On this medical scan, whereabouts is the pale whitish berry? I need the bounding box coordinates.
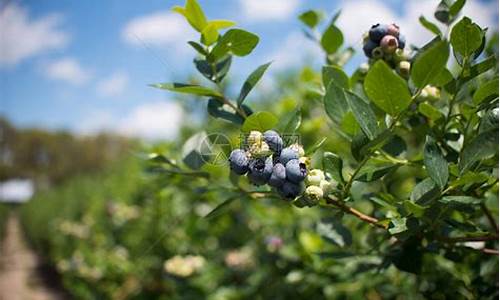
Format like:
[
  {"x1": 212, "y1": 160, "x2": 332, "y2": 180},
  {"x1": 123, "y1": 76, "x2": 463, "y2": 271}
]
[
  {"x1": 397, "y1": 61, "x2": 411, "y2": 78},
  {"x1": 319, "y1": 180, "x2": 333, "y2": 194},
  {"x1": 306, "y1": 169, "x2": 325, "y2": 186},
  {"x1": 247, "y1": 131, "x2": 263, "y2": 146},
  {"x1": 248, "y1": 141, "x2": 271, "y2": 157},
  {"x1": 305, "y1": 185, "x2": 324, "y2": 203}
]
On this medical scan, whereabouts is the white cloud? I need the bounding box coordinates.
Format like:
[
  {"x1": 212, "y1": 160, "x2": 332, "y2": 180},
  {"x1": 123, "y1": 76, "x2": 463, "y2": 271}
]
[
  {"x1": 122, "y1": 12, "x2": 194, "y2": 47},
  {"x1": 0, "y1": 3, "x2": 69, "y2": 67},
  {"x1": 239, "y1": 0, "x2": 299, "y2": 22},
  {"x1": 97, "y1": 71, "x2": 129, "y2": 97},
  {"x1": 267, "y1": 31, "x2": 322, "y2": 70},
  {"x1": 79, "y1": 101, "x2": 184, "y2": 141},
  {"x1": 44, "y1": 57, "x2": 91, "y2": 85},
  {"x1": 337, "y1": 0, "x2": 498, "y2": 51}
]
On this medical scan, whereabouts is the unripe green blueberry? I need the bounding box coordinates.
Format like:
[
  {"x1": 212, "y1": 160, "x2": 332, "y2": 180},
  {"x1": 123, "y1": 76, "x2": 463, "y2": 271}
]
[
  {"x1": 393, "y1": 48, "x2": 410, "y2": 63},
  {"x1": 397, "y1": 61, "x2": 411, "y2": 78},
  {"x1": 306, "y1": 169, "x2": 325, "y2": 186},
  {"x1": 305, "y1": 185, "x2": 324, "y2": 204},
  {"x1": 380, "y1": 35, "x2": 398, "y2": 54},
  {"x1": 423, "y1": 85, "x2": 440, "y2": 101},
  {"x1": 371, "y1": 47, "x2": 384, "y2": 59}
]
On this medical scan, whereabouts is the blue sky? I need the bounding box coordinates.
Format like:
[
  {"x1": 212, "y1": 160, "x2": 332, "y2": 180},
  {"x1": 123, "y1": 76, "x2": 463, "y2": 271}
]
[{"x1": 1, "y1": 0, "x2": 498, "y2": 140}]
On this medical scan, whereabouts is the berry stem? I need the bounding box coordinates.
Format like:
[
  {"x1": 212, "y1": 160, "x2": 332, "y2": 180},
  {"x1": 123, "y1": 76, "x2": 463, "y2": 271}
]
[{"x1": 326, "y1": 195, "x2": 387, "y2": 229}]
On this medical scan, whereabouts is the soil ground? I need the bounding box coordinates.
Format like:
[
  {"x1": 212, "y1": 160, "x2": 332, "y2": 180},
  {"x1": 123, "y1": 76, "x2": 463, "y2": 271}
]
[{"x1": 0, "y1": 213, "x2": 68, "y2": 300}]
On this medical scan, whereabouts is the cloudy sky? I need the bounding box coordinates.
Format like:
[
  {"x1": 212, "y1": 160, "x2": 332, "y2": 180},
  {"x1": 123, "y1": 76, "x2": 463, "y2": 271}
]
[{"x1": 0, "y1": 0, "x2": 498, "y2": 140}]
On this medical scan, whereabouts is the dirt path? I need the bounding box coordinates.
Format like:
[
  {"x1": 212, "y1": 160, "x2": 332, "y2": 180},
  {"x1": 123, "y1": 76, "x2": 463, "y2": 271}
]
[{"x1": 0, "y1": 213, "x2": 68, "y2": 300}]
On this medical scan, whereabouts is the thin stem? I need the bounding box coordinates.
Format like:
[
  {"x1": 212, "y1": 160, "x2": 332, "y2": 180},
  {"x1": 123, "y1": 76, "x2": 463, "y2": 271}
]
[
  {"x1": 481, "y1": 248, "x2": 499, "y2": 255},
  {"x1": 480, "y1": 203, "x2": 499, "y2": 234},
  {"x1": 326, "y1": 195, "x2": 387, "y2": 229},
  {"x1": 437, "y1": 235, "x2": 498, "y2": 243},
  {"x1": 342, "y1": 155, "x2": 370, "y2": 198}
]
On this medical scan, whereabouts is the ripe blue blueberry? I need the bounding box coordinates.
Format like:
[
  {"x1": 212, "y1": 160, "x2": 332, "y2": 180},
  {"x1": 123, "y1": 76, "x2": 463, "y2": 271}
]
[
  {"x1": 279, "y1": 147, "x2": 299, "y2": 165},
  {"x1": 247, "y1": 156, "x2": 273, "y2": 185},
  {"x1": 363, "y1": 39, "x2": 378, "y2": 58},
  {"x1": 228, "y1": 149, "x2": 249, "y2": 175},
  {"x1": 398, "y1": 35, "x2": 406, "y2": 49},
  {"x1": 369, "y1": 23, "x2": 388, "y2": 43},
  {"x1": 263, "y1": 130, "x2": 283, "y2": 153},
  {"x1": 277, "y1": 180, "x2": 303, "y2": 199},
  {"x1": 268, "y1": 163, "x2": 286, "y2": 187},
  {"x1": 285, "y1": 159, "x2": 307, "y2": 183}
]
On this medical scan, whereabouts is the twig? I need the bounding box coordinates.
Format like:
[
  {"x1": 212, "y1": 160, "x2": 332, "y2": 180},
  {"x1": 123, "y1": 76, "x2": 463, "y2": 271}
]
[
  {"x1": 437, "y1": 235, "x2": 499, "y2": 243},
  {"x1": 480, "y1": 203, "x2": 499, "y2": 234},
  {"x1": 481, "y1": 248, "x2": 499, "y2": 255},
  {"x1": 326, "y1": 195, "x2": 387, "y2": 229}
]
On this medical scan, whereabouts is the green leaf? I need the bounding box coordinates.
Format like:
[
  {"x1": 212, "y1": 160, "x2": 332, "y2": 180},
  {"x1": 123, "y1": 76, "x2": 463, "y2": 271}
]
[
  {"x1": 205, "y1": 197, "x2": 238, "y2": 219},
  {"x1": 277, "y1": 107, "x2": 302, "y2": 134},
  {"x1": 237, "y1": 62, "x2": 272, "y2": 105},
  {"x1": 473, "y1": 77, "x2": 499, "y2": 104},
  {"x1": 194, "y1": 55, "x2": 232, "y2": 82},
  {"x1": 419, "y1": 15, "x2": 442, "y2": 36},
  {"x1": 430, "y1": 68, "x2": 454, "y2": 87},
  {"x1": 172, "y1": 0, "x2": 208, "y2": 32},
  {"x1": 423, "y1": 136, "x2": 449, "y2": 189},
  {"x1": 210, "y1": 29, "x2": 259, "y2": 60},
  {"x1": 306, "y1": 137, "x2": 327, "y2": 156},
  {"x1": 150, "y1": 82, "x2": 222, "y2": 97},
  {"x1": 344, "y1": 90, "x2": 379, "y2": 140},
  {"x1": 439, "y1": 196, "x2": 481, "y2": 205},
  {"x1": 411, "y1": 40, "x2": 450, "y2": 89},
  {"x1": 389, "y1": 218, "x2": 408, "y2": 234},
  {"x1": 418, "y1": 102, "x2": 444, "y2": 121},
  {"x1": 317, "y1": 221, "x2": 352, "y2": 247},
  {"x1": 323, "y1": 82, "x2": 349, "y2": 124},
  {"x1": 459, "y1": 127, "x2": 499, "y2": 173},
  {"x1": 411, "y1": 178, "x2": 440, "y2": 204},
  {"x1": 242, "y1": 111, "x2": 278, "y2": 133},
  {"x1": 404, "y1": 200, "x2": 427, "y2": 218},
  {"x1": 187, "y1": 41, "x2": 208, "y2": 55},
  {"x1": 321, "y1": 24, "x2": 343, "y2": 54},
  {"x1": 450, "y1": 17, "x2": 483, "y2": 59},
  {"x1": 449, "y1": 0, "x2": 466, "y2": 17},
  {"x1": 323, "y1": 152, "x2": 344, "y2": 183},
  {"x1": 382, "y1": 135, "x2": 407, "y2": 157},
  {"x1": 201, "y1": 20, "x2": 236, "y2": 46},
  {"x1": 207, "y1": 98, "x2": 244, "y2": 124},
  {"x1": 299, "y1": 10, "x2": 323, "y2": 28},
  {"x1": 322, "y1": 65, "x2": 349, "y2": 89},
  {"x1": 182, "y1": 131, "x2": 212, "y2": 170},
  {"x1": 364, "y1": 60, "x2": 412, "y2": 116},
  {"x1": 355, "y1": 157, "x2": 399, "y2": 182}
]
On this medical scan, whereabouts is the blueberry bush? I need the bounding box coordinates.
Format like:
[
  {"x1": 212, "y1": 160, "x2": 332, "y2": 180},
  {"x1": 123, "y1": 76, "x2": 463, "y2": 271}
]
[{"x1": 21, "y1": 0, "x2": 498, "y2": 299}]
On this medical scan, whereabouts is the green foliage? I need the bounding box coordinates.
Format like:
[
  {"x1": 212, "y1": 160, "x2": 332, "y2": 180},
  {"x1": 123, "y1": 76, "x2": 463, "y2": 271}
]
[
  {"x1": 20, "y1": 0, "x2": 500, "y2": 299},
  {"x1": 364, "y1": 60, "x2": 412, "y2": 116}
]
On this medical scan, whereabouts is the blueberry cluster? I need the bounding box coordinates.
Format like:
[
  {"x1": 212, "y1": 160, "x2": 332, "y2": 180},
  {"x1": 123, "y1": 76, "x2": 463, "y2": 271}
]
[
  {"x1": 362, "y1": 23, "x2": 411, "y2": 78},
  {"x1": 228, "y1": 130, "x2": 309, "y2": 200}
]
